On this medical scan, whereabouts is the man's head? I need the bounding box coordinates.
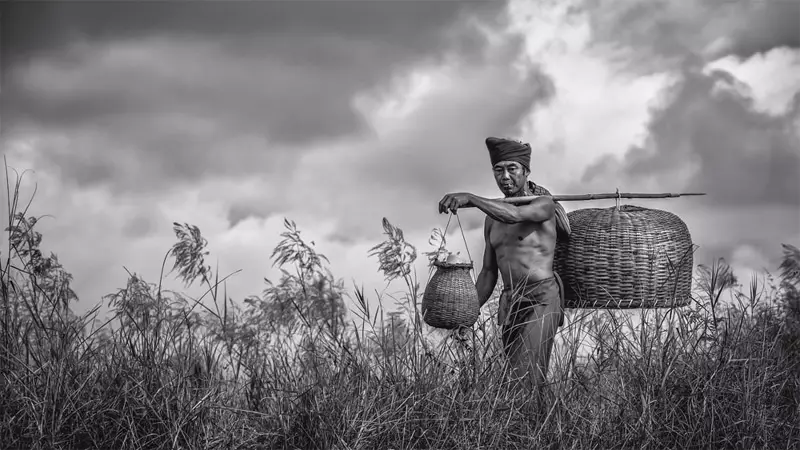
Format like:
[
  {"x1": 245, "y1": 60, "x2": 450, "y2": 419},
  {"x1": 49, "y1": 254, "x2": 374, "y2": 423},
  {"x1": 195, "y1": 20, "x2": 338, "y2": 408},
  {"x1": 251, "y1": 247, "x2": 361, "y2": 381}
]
[{"x1": 485, "y1": 137, "x2": 531, "y2": 197}]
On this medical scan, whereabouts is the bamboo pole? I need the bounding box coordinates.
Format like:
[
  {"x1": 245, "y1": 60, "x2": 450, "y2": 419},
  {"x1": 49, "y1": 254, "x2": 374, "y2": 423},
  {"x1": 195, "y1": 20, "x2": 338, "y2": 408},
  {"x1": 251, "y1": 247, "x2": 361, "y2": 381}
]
[{"x1": 464, "y1": 192, "x2": 706, "y2": 206}]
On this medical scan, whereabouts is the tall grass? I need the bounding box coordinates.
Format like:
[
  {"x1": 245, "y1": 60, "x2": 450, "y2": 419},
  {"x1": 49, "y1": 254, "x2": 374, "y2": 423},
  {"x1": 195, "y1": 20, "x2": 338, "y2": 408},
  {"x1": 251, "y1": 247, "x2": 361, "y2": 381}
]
[{"x1": 1, "y1": 164, "x2": 799, "y2": 449}]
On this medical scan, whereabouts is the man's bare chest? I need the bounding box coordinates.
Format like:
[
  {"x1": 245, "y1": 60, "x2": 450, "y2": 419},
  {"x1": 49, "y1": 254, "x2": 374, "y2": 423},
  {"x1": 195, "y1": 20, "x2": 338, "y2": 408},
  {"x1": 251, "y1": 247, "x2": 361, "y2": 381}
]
[{"x1": 488, "y1": 220, "x2": 542, "y2": 248}]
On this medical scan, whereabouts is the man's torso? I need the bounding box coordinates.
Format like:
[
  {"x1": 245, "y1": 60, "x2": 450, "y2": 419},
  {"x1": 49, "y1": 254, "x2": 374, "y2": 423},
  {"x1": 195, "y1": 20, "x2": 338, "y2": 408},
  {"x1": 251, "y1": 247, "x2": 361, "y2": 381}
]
[{"x1": 487, "y1": 215, "x2": 557, "y2": 289}]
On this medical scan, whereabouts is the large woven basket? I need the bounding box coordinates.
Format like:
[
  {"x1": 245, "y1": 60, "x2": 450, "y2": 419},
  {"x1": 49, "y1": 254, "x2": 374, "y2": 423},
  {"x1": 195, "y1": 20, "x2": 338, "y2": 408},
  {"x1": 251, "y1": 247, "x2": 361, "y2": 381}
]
[
  {"x1": 422, "y1": 261, "x2": 480, "y2": 329},
  {"x1": 553, "y1": 205, "x2": 694, "y2": 309}
]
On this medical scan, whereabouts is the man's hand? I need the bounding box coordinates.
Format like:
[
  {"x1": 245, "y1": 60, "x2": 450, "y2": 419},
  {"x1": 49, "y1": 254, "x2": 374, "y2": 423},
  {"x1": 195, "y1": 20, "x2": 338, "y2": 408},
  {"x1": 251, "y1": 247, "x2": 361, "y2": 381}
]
[{"x1": 439, "y1": 193, "x2": 473, "y2": 214}]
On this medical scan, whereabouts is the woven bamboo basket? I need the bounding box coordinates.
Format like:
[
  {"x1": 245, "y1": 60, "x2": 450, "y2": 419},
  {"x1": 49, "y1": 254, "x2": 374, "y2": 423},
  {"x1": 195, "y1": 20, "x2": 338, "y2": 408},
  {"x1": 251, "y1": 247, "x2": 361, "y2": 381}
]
[
  {"x1": 422, "y1": 260, "x2": 480, "y2": 329},
  {"x1": 553, "y1": 205, "x2": 694, "y2": 309}
]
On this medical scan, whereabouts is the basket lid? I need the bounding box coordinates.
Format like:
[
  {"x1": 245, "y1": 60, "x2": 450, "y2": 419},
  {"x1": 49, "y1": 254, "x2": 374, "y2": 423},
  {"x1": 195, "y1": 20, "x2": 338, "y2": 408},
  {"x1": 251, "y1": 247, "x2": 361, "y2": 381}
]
[{"x1": 433, "y1": 260, "x2": 473, "y2": 269}]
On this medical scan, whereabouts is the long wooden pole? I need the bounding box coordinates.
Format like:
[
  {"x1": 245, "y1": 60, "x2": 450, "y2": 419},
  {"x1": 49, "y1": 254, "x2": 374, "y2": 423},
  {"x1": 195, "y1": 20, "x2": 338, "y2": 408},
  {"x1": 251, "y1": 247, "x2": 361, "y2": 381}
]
[{"x1": 463, "y1": 192, "x2": 706, "y2": 206}]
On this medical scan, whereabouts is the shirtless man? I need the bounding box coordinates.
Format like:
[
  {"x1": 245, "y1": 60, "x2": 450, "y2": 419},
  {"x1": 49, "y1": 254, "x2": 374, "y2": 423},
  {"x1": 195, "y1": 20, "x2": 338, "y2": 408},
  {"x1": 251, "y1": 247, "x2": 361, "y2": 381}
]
[{"x1": 438, "y1": 137, "x2": 570, "y2": 394}]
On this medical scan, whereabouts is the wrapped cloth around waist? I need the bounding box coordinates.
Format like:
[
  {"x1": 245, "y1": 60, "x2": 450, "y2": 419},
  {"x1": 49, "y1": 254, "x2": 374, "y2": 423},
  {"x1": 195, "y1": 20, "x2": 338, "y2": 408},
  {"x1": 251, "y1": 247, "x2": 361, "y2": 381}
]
[
  {"x1": 501, "y1": 273, "x2": 564, "y2": 300},
  {"x1": 500, "y1": 273, "x2": 565, "y2": 328}
]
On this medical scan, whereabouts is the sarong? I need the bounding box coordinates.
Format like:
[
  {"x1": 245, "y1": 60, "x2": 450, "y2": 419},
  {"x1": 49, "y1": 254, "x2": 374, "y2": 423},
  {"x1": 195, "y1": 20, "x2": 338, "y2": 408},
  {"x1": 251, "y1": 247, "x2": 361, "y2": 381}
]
[{"x1": 498, "y1": 273, "x2": 565, "y2": 389}]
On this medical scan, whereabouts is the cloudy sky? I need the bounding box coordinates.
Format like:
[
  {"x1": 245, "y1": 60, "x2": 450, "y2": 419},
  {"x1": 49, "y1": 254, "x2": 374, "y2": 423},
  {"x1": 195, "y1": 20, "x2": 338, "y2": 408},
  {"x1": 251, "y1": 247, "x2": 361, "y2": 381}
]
[{"x1": 2, "y1": 0, "x2": 799, "y2": 317}]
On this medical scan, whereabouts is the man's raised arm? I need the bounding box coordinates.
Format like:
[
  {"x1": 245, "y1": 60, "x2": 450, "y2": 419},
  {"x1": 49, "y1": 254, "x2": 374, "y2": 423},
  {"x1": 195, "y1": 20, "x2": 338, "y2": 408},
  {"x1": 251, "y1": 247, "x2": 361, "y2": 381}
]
[{"x1": 468, "y1": 194, "x2": 555, "y2": 225}]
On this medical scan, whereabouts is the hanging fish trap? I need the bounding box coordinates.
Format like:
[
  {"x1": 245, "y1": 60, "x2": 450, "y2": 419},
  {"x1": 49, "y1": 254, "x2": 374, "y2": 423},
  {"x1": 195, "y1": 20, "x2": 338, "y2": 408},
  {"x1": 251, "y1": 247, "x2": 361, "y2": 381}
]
[{"x1": 421, "y1": 214, "x2": 480, "y2": 330}]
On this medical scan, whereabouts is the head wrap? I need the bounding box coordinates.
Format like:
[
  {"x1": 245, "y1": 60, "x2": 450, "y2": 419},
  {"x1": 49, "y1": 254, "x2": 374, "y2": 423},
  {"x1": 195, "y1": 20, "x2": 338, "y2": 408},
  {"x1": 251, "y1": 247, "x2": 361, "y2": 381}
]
[{"x1": 485, "y1": 137, "x2": 531, "y2": 172}]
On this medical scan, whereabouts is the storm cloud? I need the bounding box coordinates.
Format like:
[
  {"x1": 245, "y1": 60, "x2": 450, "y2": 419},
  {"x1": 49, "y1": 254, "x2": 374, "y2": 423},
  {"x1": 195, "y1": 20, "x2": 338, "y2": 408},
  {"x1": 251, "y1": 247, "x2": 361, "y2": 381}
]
[
  {"x1": 577, "y1": 0, "x2": 800, "y2": 73},
  {"x1": 576, "y1": 65, "x2": 800, "y2": 208},
  {"x1": 1, "y1": 1, "x2": 515, "y2": 193}
]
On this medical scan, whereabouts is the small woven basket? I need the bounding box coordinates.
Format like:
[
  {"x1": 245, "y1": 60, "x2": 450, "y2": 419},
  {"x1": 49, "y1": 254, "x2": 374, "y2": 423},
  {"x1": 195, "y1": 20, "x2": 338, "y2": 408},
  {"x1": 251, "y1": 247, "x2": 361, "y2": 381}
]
[
  {"x1": 422, "y1": 260, "x2": 480, "y2": 329},
  {"x1": 554, "y1": 204, "x2": 694, "y2": 309}
]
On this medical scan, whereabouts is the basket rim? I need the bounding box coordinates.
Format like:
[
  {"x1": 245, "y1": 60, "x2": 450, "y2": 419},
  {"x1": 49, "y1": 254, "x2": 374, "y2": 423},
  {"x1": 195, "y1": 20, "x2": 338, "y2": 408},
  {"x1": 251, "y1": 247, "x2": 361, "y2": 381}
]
[
  {"x1": 433, "y1": 260, "x2": 473, "y2": 269},
  {"x1": 573, "y1": 204, "x2": 673, "y2": 214}
]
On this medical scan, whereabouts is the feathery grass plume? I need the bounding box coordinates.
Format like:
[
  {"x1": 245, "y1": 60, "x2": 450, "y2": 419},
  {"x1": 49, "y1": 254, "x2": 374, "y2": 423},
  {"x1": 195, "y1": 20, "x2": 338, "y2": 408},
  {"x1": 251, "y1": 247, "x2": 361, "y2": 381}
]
[
  {"x1": 696, "y1": 258, "x2": 739, "y2": 333},
  {"x1": 368, "y1": 217, "x2": 418, "y2": 282},
  {"x1": 169, "y1": 222, "x2": 212, "y2": 287},
  {"x1": 368, "y1": 217, "x2": 425, "y2": 334},
  {"x1": 272, "y1": 218, "x2": 329, "y2": 276},
  {"x1": 257, "y1": 218, "x2": 346, "y2": 336},
  {"x1": 780, "y1": 243, "x2": 800, "y2": 286}
]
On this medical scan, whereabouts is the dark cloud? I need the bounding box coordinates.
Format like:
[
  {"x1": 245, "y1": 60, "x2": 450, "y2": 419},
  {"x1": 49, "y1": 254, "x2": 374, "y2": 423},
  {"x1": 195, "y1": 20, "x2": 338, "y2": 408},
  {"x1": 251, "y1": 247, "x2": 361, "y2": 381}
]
[
  {"x1": 576, "y1": 66, "x2": 800, "y2": 208},
  {"x1": 227, "y1": 205, "x2": 257, "y2": 230},
  {"x1": 1, "y1": 1, "x2": 508, "y2": 64},
  {"x1": 226, "y1": 199, "x2": 288, "y2": 230},
  {"x1": 577, "y1": 0, "x2": 800, "y2": 73},
  {"x1": 725, "y1": 1, "x2": 800, "y2": 59},
  {"x1": 0, "y1": 0, "x2": 512, "y2": 193}
]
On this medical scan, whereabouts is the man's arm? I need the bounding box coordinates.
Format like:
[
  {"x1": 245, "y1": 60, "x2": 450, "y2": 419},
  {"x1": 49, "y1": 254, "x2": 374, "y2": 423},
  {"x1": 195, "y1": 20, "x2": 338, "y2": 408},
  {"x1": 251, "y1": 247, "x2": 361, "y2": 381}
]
[
  {"x1": 468, "y1": 194, "x2": 555, "y2": 224},
  {"x1": 476, "y1": 217, "x2": 498, "y2": 308}
]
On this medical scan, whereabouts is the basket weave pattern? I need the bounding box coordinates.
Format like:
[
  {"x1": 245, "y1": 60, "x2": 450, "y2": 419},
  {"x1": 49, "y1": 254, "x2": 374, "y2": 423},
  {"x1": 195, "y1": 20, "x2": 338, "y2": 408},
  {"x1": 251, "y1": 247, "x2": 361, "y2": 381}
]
[
  {"x1": 554, "y1": 205, "x2": 694, "y2": 309},
  {"x1": 422, "y1": 261, "x2": 480, "y2": 329}
]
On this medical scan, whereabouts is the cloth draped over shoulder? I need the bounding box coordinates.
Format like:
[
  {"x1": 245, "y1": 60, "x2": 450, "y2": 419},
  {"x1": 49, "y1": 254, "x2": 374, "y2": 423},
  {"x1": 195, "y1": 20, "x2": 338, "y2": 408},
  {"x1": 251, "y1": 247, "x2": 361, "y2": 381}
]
[{"x1": 528, "y1": 181, "x2": 571, "y2": 241}]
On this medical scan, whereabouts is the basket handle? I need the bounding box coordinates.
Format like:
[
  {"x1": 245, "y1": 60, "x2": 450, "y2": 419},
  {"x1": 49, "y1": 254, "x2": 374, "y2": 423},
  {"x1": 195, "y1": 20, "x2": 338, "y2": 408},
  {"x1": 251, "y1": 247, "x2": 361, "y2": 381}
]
[
  {"x1": 436, "y1": 212, "x2": 475, "y2": 282},
  {"x1": 612, "y1": 188, "x2": 621, "y2": 224}
]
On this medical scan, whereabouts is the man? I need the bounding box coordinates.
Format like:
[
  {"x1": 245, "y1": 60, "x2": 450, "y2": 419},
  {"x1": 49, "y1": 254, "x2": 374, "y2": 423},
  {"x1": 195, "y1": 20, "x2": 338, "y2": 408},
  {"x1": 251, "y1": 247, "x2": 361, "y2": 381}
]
[{"x1": 438, "y1": 137, "x2": 570, "y2": 395}]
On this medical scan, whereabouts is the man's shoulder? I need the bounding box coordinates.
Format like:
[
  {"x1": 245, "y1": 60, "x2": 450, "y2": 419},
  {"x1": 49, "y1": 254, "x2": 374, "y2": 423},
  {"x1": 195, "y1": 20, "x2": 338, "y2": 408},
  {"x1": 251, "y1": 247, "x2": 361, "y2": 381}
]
[
  {"x1": 529, "y1": 181, "x2": 572, "y2": 239},
  {"x1": 528, "y1": 180, "x2": 552, "y2": 196}
]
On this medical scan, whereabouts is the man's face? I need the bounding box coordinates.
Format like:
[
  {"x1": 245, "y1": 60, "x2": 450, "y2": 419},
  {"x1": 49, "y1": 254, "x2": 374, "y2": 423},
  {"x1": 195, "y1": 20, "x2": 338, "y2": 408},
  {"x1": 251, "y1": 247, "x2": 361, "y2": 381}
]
[{"x1": 493, "y1": 161, "x2": 528, "y2": 196}]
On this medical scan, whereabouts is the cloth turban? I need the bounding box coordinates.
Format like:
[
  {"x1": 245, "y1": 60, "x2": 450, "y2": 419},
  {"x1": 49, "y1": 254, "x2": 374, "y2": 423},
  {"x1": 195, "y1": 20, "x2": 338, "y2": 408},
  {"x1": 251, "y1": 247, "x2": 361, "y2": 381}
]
[{"x1": 485, "y1": 137, "x2": 531, "y2": 172}]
